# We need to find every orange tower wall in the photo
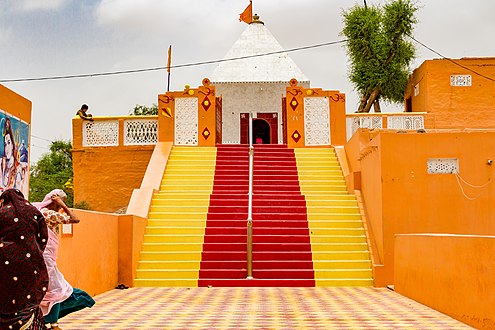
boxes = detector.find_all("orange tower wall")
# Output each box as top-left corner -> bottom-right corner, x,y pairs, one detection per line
405,58 -> 495,129
72,117 -> 154,212
395,234 -> 495,329
0,84 -> 32,123
346,129 -> 495,285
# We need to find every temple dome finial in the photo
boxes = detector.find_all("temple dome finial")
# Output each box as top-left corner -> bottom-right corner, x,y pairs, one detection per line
251,13 -> 264,25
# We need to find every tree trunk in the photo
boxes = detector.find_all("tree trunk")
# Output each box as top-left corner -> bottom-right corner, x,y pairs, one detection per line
362,86 -> 381,113
373,98 -> 381,112
357,91 -> 371,113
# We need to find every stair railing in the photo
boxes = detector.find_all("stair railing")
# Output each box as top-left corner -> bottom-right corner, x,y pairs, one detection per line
247,112 -> 254,279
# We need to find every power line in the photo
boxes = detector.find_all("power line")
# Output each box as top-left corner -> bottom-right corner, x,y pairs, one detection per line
4,35 -> 492,85
409,35 -> 495,82
0,40 -> 347,83
30,143 -> 50,150
31,134 -> 52,143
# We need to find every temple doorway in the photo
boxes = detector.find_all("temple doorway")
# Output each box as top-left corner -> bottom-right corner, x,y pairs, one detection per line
252,119 -> 270,144
240,112 -> 278,144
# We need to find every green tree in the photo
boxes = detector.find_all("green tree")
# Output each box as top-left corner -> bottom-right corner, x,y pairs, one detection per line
342,0 -> 418,112
29,140 -> 74,206
130,104 -> 158,115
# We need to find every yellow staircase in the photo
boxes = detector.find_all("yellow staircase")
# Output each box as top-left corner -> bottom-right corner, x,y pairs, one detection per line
134,146 -> 216,287
294,148 -> 373,286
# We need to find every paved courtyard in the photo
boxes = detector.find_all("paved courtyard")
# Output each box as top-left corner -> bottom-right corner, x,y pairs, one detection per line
59,287 -> 471,329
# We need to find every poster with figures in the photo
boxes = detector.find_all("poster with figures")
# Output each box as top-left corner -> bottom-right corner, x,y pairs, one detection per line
0,110 -> 29,196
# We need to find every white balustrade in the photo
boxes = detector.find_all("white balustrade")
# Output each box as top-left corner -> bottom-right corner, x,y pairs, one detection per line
346,113 -> 425,141
124,119 -> 158,146
83,121 -> 119,147
82,117 -> 158,147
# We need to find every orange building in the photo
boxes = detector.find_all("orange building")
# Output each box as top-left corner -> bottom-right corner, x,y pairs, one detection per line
404,57 -> 495,128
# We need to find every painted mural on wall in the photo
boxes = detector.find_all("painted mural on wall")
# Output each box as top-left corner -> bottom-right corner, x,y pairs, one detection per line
0,110 -> 29,196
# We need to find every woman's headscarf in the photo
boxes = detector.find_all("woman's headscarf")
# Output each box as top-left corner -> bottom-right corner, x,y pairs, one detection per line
0,189 -> 49,329
32,189 -> 67,211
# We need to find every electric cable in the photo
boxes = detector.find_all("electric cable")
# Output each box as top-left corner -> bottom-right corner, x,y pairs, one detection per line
31,135 -> 53,142
0,40 -> 347,83
454,173 -> 494,201
409,35 -> 495,82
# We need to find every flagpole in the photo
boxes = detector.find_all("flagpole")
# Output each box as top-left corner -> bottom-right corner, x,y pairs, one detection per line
167,45 -> 172,92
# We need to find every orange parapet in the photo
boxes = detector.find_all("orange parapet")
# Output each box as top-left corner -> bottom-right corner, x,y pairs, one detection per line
285,78 -> 346,148
158,78 -> 218,147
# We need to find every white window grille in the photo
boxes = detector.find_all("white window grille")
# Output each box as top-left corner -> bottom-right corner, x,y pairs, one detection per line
174,98 -> 198,145
304,97 -> 330,146
387,115 -> 424,130
427,158 -> 459,174
450,75 -> 472,86
124,119 -> 158,145
83,121 -> 119,147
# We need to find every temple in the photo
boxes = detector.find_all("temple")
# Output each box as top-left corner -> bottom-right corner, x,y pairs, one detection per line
3,14 -> 494,329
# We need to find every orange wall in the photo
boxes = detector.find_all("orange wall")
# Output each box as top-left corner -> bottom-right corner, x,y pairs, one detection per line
58,210 -> 118,296
72,118 -> 153,212
285,79 -> 346,147
359,137 -> 384,265
158,78 -> 217,146
348,129 -> 495,285
0,84 -> 32,123
329,92 -> 346,146
395,234 -> 495,329
57,210 -> 147,296
405,58 -> 495,129
117,214 -> 147,287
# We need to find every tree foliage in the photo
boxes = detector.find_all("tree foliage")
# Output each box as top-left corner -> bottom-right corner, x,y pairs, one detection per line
29,140 -> 74,206
131,104 -> 158,116
342,0 -> 418,112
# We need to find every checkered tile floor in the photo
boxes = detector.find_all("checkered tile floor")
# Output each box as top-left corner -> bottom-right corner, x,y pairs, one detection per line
59,287 -> 471,329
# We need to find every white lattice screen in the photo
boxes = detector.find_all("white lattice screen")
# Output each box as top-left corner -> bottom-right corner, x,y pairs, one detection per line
124,119 -> 158,145
304,97 -> 330,146
450,75 -> 472,86
347,116 -> 383,141
175,98 -> 198,145
83,121 -> 119,147
427,158 -> 459,174
387,116 -> 424,130
354,116 -> 382,133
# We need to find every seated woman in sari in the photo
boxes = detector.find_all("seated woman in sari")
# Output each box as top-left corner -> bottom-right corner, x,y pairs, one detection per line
0,189 -> 49,330
33,189 -> 95,330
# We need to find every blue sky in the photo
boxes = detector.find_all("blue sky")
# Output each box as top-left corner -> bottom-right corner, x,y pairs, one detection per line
1,0 -> 494,163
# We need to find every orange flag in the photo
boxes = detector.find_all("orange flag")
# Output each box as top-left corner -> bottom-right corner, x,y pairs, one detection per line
239,1 -> 252,24
166,45 -> 172,73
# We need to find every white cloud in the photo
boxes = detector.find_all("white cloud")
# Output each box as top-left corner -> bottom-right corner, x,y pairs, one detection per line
14,0 -> 69,11
96,0 -> 186,31
95,0 -> 240,35
0,28 -> 13,46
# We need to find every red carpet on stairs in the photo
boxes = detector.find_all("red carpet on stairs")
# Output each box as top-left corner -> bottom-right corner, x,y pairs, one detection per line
198,144 -> 315,287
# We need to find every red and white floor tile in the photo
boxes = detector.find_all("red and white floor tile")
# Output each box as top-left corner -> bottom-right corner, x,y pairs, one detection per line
60,287 -> 472,329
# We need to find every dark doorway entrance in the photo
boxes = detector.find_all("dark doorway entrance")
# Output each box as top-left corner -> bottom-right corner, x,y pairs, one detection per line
240,113 -> 278,144
252,119 -> 271,144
